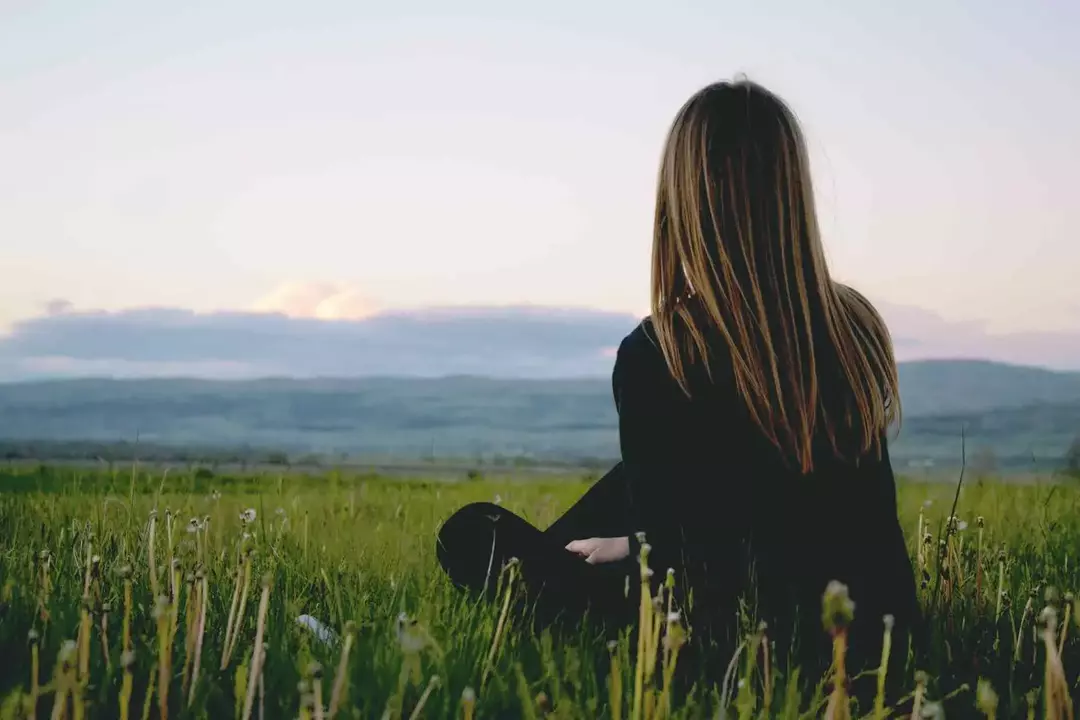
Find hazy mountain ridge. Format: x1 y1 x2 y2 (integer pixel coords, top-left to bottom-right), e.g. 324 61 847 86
1 359 1078 470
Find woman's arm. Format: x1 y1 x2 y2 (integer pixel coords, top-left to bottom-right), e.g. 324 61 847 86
612 326 694 578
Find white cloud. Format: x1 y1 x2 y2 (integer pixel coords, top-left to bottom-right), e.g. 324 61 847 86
250 282 380 321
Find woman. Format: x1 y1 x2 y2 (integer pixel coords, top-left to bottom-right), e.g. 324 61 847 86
436 79 918 682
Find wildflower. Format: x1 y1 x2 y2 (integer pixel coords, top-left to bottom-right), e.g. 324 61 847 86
187 518 200 534
1040 605 1059 630
395 612 429 654
920 700 945 719
976 678 999 716
976 516 985 529
240 509 256 525
822 580 855 634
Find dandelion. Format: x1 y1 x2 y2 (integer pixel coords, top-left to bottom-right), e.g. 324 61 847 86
119 650 136 720
976 678 998 719
874 614 895 720
461 687 476 720
912 671 929 720
240 508 257 525
822 581 854 720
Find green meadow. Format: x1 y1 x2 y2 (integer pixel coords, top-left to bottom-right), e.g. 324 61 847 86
0 466 1077 718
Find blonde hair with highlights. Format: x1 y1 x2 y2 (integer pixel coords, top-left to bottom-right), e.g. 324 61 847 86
650 79 899 472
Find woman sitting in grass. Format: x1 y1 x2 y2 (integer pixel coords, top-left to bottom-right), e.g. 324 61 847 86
437 78 918 688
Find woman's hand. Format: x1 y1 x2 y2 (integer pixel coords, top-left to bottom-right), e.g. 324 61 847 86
565 536 630 564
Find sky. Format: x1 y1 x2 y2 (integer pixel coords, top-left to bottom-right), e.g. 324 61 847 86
1 0 1078 376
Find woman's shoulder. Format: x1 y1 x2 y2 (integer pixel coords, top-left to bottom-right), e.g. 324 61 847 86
616 317 664 365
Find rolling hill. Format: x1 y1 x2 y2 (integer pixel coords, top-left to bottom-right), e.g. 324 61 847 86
0 359 1077 471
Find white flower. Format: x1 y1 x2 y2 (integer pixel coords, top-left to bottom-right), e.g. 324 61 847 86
240 509 256 525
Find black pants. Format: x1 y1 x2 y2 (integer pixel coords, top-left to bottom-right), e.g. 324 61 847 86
436 463 639 629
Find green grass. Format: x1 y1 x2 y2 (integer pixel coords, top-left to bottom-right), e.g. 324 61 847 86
0 466 1078 718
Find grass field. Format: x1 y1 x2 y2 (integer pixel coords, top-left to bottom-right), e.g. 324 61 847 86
0 466 1078 719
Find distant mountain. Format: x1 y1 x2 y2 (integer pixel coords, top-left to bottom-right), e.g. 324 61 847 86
898 360 1080 415
0 359 1077 470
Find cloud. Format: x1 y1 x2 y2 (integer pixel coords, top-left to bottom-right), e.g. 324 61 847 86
0 299 1077 381
251 282 380 320
0 304 639 380
874 300 1080 370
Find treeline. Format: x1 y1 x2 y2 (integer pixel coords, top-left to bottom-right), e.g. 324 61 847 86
0 439 617 471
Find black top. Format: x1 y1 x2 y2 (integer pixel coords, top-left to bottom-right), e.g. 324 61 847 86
613 318 918 664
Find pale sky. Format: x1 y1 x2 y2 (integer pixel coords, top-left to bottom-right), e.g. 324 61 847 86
2 0 1078 335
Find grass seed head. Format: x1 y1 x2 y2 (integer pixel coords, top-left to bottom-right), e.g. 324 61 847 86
822 580 855 634
58 640 77 668
1040 605 1058 629
976 678 998 715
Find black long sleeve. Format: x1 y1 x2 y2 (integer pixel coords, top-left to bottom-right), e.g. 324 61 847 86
612 326 700 581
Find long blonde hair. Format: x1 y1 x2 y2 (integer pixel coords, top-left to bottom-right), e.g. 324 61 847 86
650 79 899 472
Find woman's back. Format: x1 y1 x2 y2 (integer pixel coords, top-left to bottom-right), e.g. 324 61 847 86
615 310 917 676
